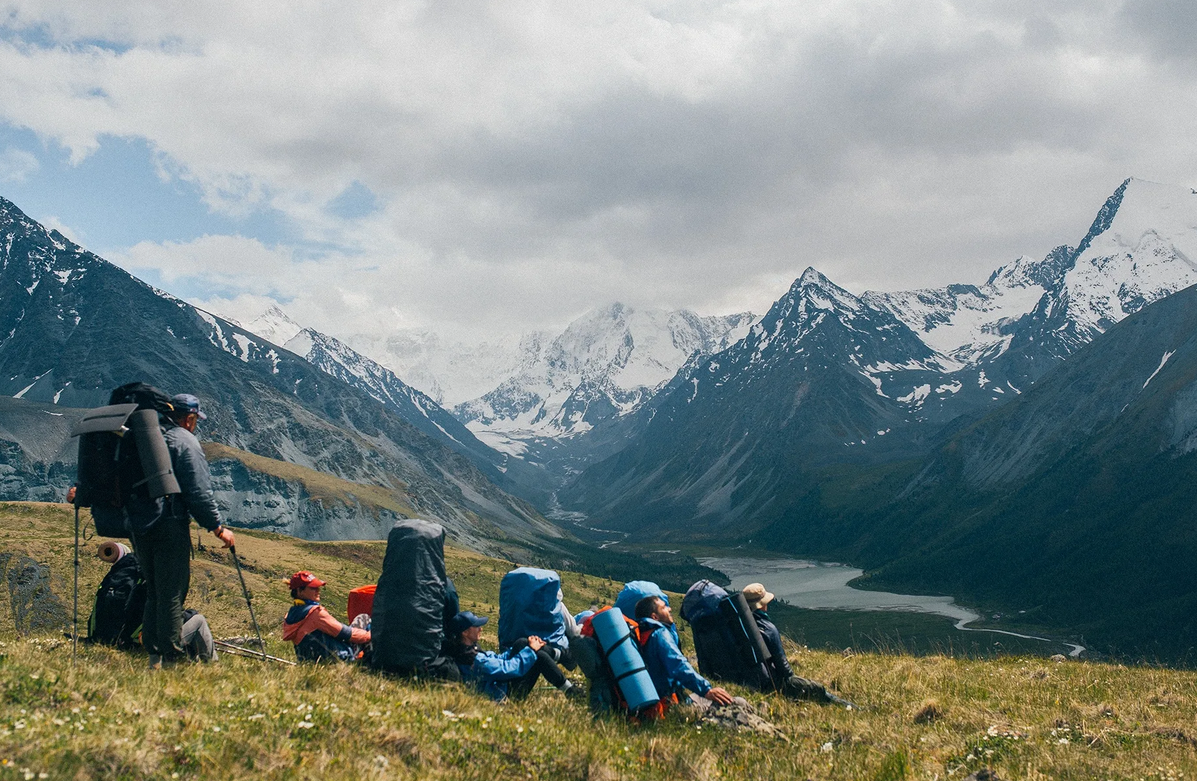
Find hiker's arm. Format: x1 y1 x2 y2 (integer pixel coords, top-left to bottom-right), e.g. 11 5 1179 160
475 647 537 680
310 605 369 645
704 686 734 705
171 433 223 531
759 619 793 678
655 632 712 696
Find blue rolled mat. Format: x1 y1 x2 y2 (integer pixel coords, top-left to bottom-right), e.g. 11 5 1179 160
591 608 659 712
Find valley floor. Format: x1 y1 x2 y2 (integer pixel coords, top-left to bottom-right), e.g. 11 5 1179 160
0 503 1194 780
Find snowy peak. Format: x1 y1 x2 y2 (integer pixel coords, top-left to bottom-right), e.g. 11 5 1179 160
790 266 864 316
246 305 304 348
1056 177 1197 340
456 303 757 438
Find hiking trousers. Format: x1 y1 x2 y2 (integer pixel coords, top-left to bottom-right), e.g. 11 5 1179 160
506 638 568 699
132 519 191 660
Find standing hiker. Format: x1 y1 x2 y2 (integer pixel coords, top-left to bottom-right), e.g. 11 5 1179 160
635 596 733 713
127 393 234 669
741 583 853 707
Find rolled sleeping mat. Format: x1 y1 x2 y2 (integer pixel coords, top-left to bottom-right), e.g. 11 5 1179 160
97 541 130 563
128 409 181 498
591 608 659 712
731 591 772 663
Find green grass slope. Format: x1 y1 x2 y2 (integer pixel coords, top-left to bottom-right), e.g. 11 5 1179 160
1 503 1195 780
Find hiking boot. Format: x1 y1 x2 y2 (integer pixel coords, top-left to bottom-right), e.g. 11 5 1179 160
148 654 163 671
826 693 856 710
563 683 586 702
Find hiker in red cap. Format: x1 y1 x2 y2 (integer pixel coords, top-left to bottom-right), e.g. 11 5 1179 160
282 571 371 662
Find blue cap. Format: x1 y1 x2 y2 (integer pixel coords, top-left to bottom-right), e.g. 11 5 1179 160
171 393 207 420
448 611 488 636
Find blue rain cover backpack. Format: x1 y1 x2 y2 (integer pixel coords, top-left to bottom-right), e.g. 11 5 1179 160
498 567 567 651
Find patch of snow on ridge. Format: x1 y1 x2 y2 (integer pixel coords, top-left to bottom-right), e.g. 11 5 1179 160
232 333 253 362
897 384 931 406
1143 351 1175 389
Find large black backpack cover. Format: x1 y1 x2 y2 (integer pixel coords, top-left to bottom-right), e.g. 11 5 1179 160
86 554 147 648
371 519 448 673
75 383 180 538
682 579 772 689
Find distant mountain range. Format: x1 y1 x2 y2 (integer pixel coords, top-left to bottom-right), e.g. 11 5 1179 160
6 175 1197 657
559 177 1197 658
0 196 557 549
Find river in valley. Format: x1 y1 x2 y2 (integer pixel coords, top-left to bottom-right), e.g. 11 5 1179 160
700 555 1085 657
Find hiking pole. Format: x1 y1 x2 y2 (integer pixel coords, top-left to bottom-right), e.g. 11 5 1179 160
228 544 267 662
72 503 80 667
213 639 296 666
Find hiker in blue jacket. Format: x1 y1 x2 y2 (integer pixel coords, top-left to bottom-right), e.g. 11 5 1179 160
446 611 582 701
635 596 733 710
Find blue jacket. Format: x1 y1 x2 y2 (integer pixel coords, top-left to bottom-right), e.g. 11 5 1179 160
460 646 538 701
126 423 223 534
638 618 711 698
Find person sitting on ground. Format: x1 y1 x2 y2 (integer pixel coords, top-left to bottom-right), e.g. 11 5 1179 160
635 596 734 712
742 583 853 707
283 571 371 662
444 611 583 702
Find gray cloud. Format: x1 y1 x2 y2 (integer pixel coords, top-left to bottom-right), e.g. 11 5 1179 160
1 0 1195 343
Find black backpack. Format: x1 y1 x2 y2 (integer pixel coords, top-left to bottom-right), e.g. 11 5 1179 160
75 383 178 538
86 554 147 648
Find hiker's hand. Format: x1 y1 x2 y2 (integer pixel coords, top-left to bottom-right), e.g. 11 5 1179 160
214 526 235 548
66 485 77 504
527 636 546 652
705 687 734 705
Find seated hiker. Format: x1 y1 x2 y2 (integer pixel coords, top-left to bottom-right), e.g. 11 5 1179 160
497 568 577 692
635 596 734 712
283 571 371 662
445 611 583 702
742 583 853 707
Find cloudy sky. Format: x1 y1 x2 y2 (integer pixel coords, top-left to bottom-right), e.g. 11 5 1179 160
0 1 1194 343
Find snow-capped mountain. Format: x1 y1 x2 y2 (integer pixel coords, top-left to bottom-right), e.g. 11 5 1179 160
863 178 1197 419
341 330 528 407
0 195 554 544
455 303 756 447
563 177 1197 537
561 268 948 534
245 304 304 347
871 178 1197 371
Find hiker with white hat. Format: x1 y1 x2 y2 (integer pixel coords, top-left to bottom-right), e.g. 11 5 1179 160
742 583 854 708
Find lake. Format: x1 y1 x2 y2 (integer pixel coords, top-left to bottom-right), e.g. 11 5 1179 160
699 555 1085 657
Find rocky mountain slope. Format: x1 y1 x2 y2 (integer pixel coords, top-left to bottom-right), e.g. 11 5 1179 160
0 196 557 546
834 282 1197 658
564 178 1197 539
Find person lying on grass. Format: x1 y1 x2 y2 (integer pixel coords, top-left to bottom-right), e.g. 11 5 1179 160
444 610 583 702
282 571 371 662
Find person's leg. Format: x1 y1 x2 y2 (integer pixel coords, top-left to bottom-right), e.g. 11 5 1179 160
181 613 217 662
132 530 161 663
153 521 191 662
783 674 853 707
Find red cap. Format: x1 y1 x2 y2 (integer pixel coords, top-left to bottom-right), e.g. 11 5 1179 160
289 571 326 591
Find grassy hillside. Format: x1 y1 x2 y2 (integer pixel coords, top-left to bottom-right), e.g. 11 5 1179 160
1 503 1195 780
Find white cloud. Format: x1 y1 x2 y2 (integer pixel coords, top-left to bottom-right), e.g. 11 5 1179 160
0 147 38 183
0 1 1194 343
